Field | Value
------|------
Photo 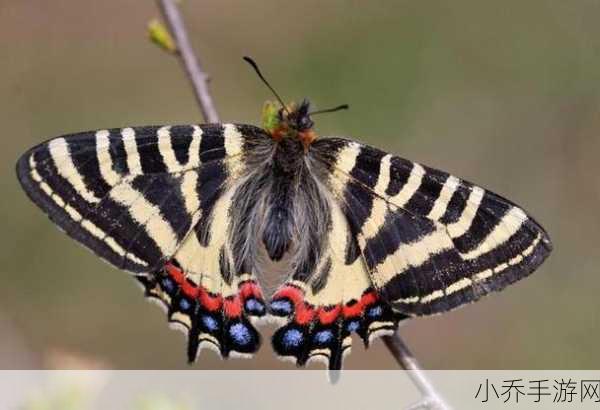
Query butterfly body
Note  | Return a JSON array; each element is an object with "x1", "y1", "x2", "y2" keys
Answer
[{"x1": 16, "y1": 101, "x2": 552, "y2": 369}]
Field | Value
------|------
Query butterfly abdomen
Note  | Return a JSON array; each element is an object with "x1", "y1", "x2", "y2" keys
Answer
[
  {"x1": 260, "y1": 143, "x2": 299, "y2": 261},
  {"x1": 231, "y1": 137, "x2": 330, "y2": 282}
]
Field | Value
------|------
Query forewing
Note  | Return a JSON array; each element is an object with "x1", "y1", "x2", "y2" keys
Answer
[
  {"x1": 312, "y1": 137, "x2": 552, "y2": 316},
  {"x1": 16, "y1": 124, "x2": 258, "y2": 273}
]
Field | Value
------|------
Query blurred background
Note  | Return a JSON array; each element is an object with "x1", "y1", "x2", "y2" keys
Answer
[{"x1": 1, "y1": 0, "x2": 599, "y2": 370}]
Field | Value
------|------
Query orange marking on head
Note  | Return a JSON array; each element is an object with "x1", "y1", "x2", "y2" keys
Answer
[
  {"x1": 298, "y1": 129, "x2": 317, "y2": 151},
  {"x1": 270, "y1": 126, "x2": 286, "y2": 141}
]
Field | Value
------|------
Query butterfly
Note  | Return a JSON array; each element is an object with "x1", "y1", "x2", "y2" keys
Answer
[{"x1": 16, "y1": 59, "x2": 552, "y2": 370}]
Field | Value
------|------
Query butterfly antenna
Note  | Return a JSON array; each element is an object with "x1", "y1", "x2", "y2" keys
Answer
[
  {"x1": 243, "y1": 56, "x2": 289, "y2": 114},
  {"x1": 309, "y1": 104, "x2": 350, "y2": 116}
]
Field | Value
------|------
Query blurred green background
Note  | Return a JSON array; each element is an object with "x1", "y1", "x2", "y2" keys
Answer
[{"x1": 1, "y1": 0, "x2": 599, "y2": 370}]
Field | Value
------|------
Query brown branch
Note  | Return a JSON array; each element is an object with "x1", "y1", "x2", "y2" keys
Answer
[
  {"x1": 383, "y1": 333, "x2": 451, "y2": 409},
  {"x1": 157, "y1": 0, "x2": 219, "y2": 123},
  {"x1": 155, "y1": 1, "x2": 451, "y2": 409}
]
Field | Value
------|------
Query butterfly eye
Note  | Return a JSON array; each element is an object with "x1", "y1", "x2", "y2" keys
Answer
[{"x1": 297, "y1": 115, "x2": 314, "y2": 131}]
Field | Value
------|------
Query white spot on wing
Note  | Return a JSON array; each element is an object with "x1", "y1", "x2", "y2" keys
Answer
[
  {"x1": 223, "y1": 124, "x2": 244, "y2": 156},
  {"x1": 187, "y1": 126, "x2": 202, "y2": 168},
  {"x1": 95, "y1": 130, "x2": 121, "y2": 186},
  {"x1": 180, "y1": 170, "x2": 200, "y2": 215},
  {"x1": 335, "y1": 142, "x2": 361, "y2": 174},
  {"x1": 122, "y1": 128, "x2": 142, "y2": 175},
  {"x1": 328, "y1": 142, "x2": 361, "y2": 194},
  {"x1": 157, "y1": 126, "x2": 183, "y2": 173},
  {"x1": 361, "y1": 196, "x2": 388, "y2": 242},
  {"x1": 373, "y1": 154, "x2": 392, "y2": 195}
]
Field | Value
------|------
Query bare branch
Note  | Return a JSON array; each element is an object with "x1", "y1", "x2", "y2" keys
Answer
[
  {"x1": 154, "y1": 2, "x2": 451, "y2": 409},
  {"x1": 383, "y1": 333, "x2": 452, "y2": 410},
  {"x1": 157, "y1": 0, "x2": 220, "y2": 123}
]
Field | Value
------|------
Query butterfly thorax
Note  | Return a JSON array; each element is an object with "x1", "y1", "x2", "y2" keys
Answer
[{"x1": 262, "y1": 99, "x2": 317, "y2": 151}]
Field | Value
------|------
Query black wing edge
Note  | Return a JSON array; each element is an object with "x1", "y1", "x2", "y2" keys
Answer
[
  {"x1": 16, "y1": 146, "x2": 149, "y2": 273},
  {"x1": 388, "y1": 195, "x2": 553, "y2": 316}
]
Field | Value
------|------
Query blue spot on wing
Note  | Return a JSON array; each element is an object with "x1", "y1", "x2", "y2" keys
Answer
[
  {"x1": 367, "y1": 305, "x2": 383, "y2": 318},
  {"x1": 161, "y1": 277, "x2": 175, "y2": 293},
  {"x1": 201, "y1": 315, "x2": 219, "y2": 332},
  {"x1": 282, "y1": 328, "x2": 303, "y2": 348},
  {"x1": 314, "y1": 330, "x2": 334, "y2": 344},
  {"x1": 179, "y1": 298, "x2": 191, "y2": 311},
  {"x1": 270, "y1": 300, "x2": 292, "y2": 315},
  {"x1": 245, "y1": 298, "x2": 265, "y2": 315},
  {"x1": 346, "y1": 320, "x2": 360, "y2": 333},
  {"x1": 229, "y1": 322, "x2": 252, "y2": 345}
]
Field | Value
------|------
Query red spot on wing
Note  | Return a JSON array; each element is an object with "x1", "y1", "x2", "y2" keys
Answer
[
  {"x1": 295, "y1": 302, "x2": 315, "y2": 325},
  {"x1": 198, "y1": 287, "x2": 222, "y2": 312},
  {"x1": 343, "y1": 291, "x2": 379, "y2": 318},
  {"x1": 318, "y1": 305, "x2": 342, "y2": 325},
  {"x1": 165, "y1": 262, "x2": 223, "y2": 311},
  {"x1": 166, "y1": 263, "x2": 197, "y2": 298},
  {"x1": 342, "y1": 301, "x2": 363, "y2": 318},
  {"x1": 239, "y1": 280, "x2": 263, "y2": 301},
  {"x1": 166, "y1": 262, "x2": 184, "y2": 282},
  {"x1": 360, "y1": 291, "x2": 378, "y2": 306},
  {"x1": 223, "y1": 296, "x2": 243, "y2": 318},
  {"x1": 272, "y1": 285, "x2": 304, "y2": 306}
]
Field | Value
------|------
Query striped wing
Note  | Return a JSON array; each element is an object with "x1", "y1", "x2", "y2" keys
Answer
[
  {"x1": 313, "y1": 138, "x2": 552, "y2": 316},
  {"x1": 17, "y1": 124, "x2": 253, "y2": 273},
  {"x1": 17, "y1": 123, "x2": 271, "y2": 360}
]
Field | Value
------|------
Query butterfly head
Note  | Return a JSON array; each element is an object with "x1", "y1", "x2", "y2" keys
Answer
[
  {"x1": 244, "y1": 56, "x2": 348, "y2": 151},
  {"x1": 262, "y1": 99, "x2": 317, "y2": 149}
]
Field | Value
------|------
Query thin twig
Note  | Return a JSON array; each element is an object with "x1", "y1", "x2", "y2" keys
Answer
[
  {"x1": 157, "y1": 0, "x2": 220, "y2": 123},
  {"x1": 383, "y1": 333, "x2": 451, "y2": 409},
  {"x1": 155, "y1": 2, "x2": 451, "y2": 409}
]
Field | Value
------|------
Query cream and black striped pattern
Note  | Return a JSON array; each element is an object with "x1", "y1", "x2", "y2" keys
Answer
[
  {"x1": 17, "y1": 122, "x2": 552, "y2": 369},
  {"x1": 312, "y1": 138, "x2": 552, "y2": 316},
  {"x1": 17, "y1": 123, "x2": 274, "y2": 362},
  {"x1": 17, "y1": 124, "x2": 251, "y2": 274}
]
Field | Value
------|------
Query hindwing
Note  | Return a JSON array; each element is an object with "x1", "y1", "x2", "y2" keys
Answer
[{"x1": 312, "y1": 138, "x2": 552, "y2": 316}]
